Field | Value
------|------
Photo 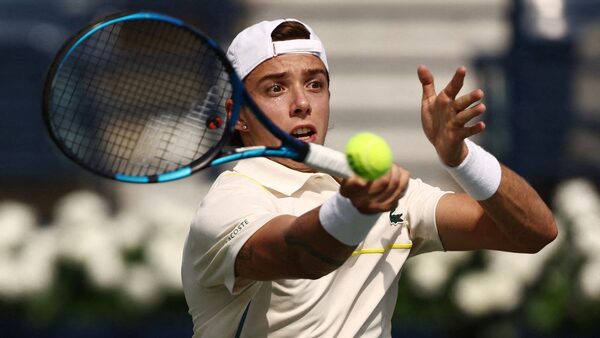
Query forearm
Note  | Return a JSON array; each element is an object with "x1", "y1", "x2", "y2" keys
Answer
[
  {"x1": 479, "y1": 165, "x2": 557, "y2": 252},
  {"x1": 235, "y1": 208, "x2": 356, "y2": 281},
  {"x1": 437, "y1": 141, "x2": 557, "y2": 253},
  {"x1": 284, "y1": 209, "x2": 357, "y2": 278}
]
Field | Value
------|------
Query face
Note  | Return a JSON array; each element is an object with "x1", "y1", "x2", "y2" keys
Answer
[{"x1": 234, "y1": 53, "x2": 331, "y2": 172}]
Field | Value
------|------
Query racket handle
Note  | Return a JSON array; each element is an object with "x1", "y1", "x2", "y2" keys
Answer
[{"x1": 304, "y1": 143, "x2": 354, "y2": 178}]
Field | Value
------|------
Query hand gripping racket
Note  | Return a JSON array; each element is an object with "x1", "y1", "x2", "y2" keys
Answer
[{"x1": 43, "y1": 12, "x2": 364, "y2": 183}]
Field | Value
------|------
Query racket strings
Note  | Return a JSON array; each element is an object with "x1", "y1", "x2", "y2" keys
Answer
[
  {"x1": 55, "y1": 23, "x2": 182, "y2": 175},
  {"x1": 53, "y1": 23, "x2": 145, "y2": 170},
  {"x1": 52, "y1": 26, "x2": 122, "y2": 168},
  {"x1": 48, "y1": 19, "x2": 231, "y2": 177}
]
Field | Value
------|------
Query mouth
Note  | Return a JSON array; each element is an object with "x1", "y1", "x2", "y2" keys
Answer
[{"x1": 290, "y1": 126, "x2": 317, "y2": 143}]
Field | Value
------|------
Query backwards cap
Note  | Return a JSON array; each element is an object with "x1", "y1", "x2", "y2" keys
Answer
[{"x1": 226, "y1": 19, "x2": 329, "y2": 80}]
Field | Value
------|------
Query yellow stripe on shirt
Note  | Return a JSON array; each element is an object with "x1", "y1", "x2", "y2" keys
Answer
[
  {"x1": 223, "y1": 172, "x2": 270, "y2": 192},
  {"x1": 352, "y1": 243, "x2": 413, "y2": 256}
]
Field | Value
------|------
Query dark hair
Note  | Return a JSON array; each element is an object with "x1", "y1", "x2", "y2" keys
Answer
[
  {"x1": 271, "y1": 20, "x2": 311, "y2": 41},
  {"x1": 229, "y1": 21, "x2": 326, "y2": 147}
]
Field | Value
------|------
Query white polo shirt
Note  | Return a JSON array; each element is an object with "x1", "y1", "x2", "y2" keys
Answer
[{"x1": 182, "y1": 157, "x2": 449, "y2": 338}]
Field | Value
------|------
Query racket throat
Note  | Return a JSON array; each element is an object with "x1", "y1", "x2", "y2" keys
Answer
[{"x1": 210, "y1": 145, "x2": 304, "y2": 167}]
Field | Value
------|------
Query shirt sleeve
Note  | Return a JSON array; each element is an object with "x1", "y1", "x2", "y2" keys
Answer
[
  {"x1": 185, "y1": 172, "x2": 279, "y2": 295},
  {"x1": 404, "y1": 178, "x2": 452, "y2": 257}
]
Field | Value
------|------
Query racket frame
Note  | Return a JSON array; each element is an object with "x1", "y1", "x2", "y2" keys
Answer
[{"x1": 42, "y1": 12, "x2": 330, "y2": 183}]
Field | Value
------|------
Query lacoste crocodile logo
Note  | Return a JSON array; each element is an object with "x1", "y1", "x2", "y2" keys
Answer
[{"x1": 390, "y1": 212, "x2": 404, "y2": 226}]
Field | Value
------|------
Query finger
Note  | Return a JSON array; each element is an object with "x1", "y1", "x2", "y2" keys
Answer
[
  {"x1": 398, "y1": 166, "x2": 410, "y2": 197},
  {"x1": 461, "y1": 121, "x2": 486, "y2": 138},
  {"x1": 372, "y1": 165, "x2": 401, "y2": 202},
  {"x1": 366, "y1": 168, "x2": 394, "y2": 196},
  {"x1": 339, "y1": 176, "x2": 368, "y2": 198},
  {"x1": 455, "y1": 103, "x2": 486, "y2": 126},
  {"x1": 418, "y1": 65, "x2": 436, "y2": 101},
  {"x1": 442, "y1": 66, "x2": 466, "y2": 100},
  {"x1": 454, "y1": 89, "x2": 484, "y2": 112},
  {"x1": 379, "y1": 166, "x2": 410, "y2": 210}
]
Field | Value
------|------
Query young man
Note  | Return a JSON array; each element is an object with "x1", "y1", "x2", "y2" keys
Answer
[{"x1": 181, "y1": 19, "x2": 557, "y2": 338}]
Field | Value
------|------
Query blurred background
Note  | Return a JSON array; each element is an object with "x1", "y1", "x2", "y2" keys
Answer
[{"x1": 0, "y1": 0, "x2": 599, "y2": 337}]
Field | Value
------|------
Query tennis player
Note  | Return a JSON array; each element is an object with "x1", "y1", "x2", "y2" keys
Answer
[{"x1": 181, "y1": 19, "x2": 557, "y2": 338}]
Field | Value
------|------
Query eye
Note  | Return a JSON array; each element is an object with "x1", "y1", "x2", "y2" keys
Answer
[
  {"x1": 268, "y1": 84, "x2": 283, "y2": 94},
  {"x1": 308, "y1": 80, "x2": 323, "y2": 90}
]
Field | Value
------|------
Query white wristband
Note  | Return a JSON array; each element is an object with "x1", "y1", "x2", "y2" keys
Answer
[
  {"x1": 444, "y1": 139, "x2": 502, "y2": 201},
  {"x1": 318, "y1": 192, "x2": 381, "y2": 246}
]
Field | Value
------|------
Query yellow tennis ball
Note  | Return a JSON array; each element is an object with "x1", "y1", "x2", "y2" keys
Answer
[{"x1": 346, "y1": 132, "x2": 393, "y2": 180}]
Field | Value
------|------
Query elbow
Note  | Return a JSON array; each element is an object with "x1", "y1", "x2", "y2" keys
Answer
[
  {"x1": 540, "y1": 217, "x2": 559, "y2": 250},
  {"x1": 545, "y1": 217, "x2": 559, "y2": 244},
  {"x1": 525, "y1": 216, "x2": 559, "y2": 253}
]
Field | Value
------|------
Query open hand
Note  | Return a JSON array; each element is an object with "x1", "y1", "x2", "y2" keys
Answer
[{"x1": 418, "y1": 65, "x2": 486, "y2": 167}]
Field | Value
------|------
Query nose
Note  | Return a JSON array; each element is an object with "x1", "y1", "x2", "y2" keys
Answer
[{"x1": 290, "y1": 86, "x2": 311, "y2": 117}]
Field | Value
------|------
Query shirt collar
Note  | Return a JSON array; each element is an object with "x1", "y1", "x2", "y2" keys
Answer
[{"x1": 232, "y1": 157, "x2": 339, "y2": 196}]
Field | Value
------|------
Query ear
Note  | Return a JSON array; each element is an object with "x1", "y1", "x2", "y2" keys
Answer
[
  {"x1": 227, "y1": 98, "x2": 250, "y2": 133},
  {"x1": 235, "y1": 119, "x2": 249, "y2": 133},
  {"x1": 225, "y1": 98, "x2": 234, "y2": 118}
]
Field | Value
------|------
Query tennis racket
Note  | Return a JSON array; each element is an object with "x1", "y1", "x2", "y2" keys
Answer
[{"x1": 42, "y1": 12, "x2": 361, "y2": 183}]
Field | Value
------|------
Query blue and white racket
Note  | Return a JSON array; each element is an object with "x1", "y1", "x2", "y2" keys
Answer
[{"x1": 43, "y1": 12, "x2": 358, "y2": 183}]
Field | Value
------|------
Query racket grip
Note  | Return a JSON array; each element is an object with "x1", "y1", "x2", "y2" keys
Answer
[{"x1": 304, "y1": 143, "x2": 354, "y2": 178}]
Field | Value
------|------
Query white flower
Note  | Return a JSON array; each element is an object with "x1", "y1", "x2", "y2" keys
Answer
[
  {"x1": 146, "y1": 233, "x2": 185, "y2": 291},
  {"x1": 52, "y1": 207, "x2": 127, "y2": 290},
  {"x1": 571, "y1": 213, "x2": 600, "y2": 257},
  {"x1": 0, "y1": 201, "x2": 36, "y2": 250},
  {"x1": 0, "y1": 254, "x2": 22, "y2": 299},
  {"x1": 54, "y1": 190, "x2": 111, "y2": 227},
  {"x1": 453, "y1": 270, "x2": 523, "y2": 316},
  {"x1": 79, "y1": 224, "x2": 126, "y2": 290},
  {"x1": 55, "y1": 220, "x2": 95, "y2": 262},
  {"x1": 579, "y1": 259, "x2": 600, "y2": 300},
  {"x1": 84, "y1": 245, "x2": 126, "y2": 290},
  {"x1": 118, "y1": 193, "x2": 191, "y2": 292},
  {"x1": 0, "y1": 226, "x2": 58, "y2": 298},
  {"x1": 53, "y1": 191, "x2": 113, "y2": 264},
  {"x1": 122, "y1": 264, "x2": 162, "y2": 306},
  {"x1": 452, "y1": 218, "x2": 567, "y2": 316},
  {"x1": 554, "y1": 179, "x2": 600, "y2": 218},
  {"x1": 111, "y1": 211, "x2": 149, "y2": 251},
  {"x1": 406, "y1": 251, "x2": 472, "y2": 298},
  {"x1": 19, "y1": 227, "x2": 59, "y2": 295}
]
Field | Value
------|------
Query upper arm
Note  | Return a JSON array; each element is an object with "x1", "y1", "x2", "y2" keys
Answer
[
  {"x1": 186, "y1": 173, "x2": 280, "y2": 294},
  {"x1": 435, "y1": 192, "x2": 523, "y2": 252},
  {"x1": 234, "y1": 214, "x2": 298, "y2": 281}
]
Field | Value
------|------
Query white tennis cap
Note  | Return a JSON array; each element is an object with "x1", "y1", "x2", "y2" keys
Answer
[{"x1": 226, "y1": 19, "x2": 329, "y2": 80}]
